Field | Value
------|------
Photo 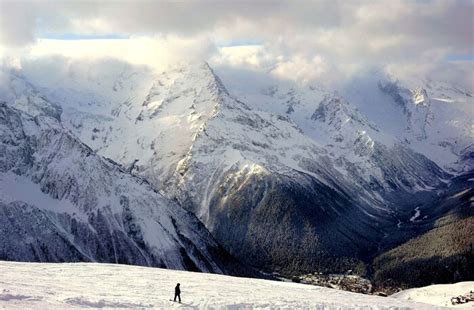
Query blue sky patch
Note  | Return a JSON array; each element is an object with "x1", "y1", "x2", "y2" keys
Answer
[
  {"x1": 445, "y1": 54, "x2": 474, "y2": 62},
  {"x1": 39, "y1": 33, "x2": 130, "y2": 40},
  {"x1": 216, "y1": 39, "x2": 264, "y2": 47}
]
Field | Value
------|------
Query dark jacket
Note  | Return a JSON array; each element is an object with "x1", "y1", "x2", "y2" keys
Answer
[{"x1": 175, "y1": 285, "x2": 181, "y2": 295}]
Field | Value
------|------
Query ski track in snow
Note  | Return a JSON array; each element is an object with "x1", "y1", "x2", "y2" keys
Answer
[{"x1": 0, "y1": 261, "x2": 443, "y2": 309}]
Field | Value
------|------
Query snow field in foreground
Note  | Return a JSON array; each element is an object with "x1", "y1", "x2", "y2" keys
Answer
[
  {"x1": 0, "y1": 261, "x2": 443, "y2": 309},
  {"x1": 392, "y1": 282, "x2": 474, "y2": 308}
]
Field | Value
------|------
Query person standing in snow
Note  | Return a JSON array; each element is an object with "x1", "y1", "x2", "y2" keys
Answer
[{"x1": 174, "y1": 283, "x2": 181, "y2": 303}]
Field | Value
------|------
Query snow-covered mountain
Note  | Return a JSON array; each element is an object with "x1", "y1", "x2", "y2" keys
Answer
[
  {"x1": 342, "y1": 71, "x2": 473, "y2": 173},
  {"x1": 219, "y1": 68, "x2": 473, "y2": 173},
  {"x1": 0, "y1": 100, "x2": 250, "y2": 275},
  {"x1": 215, "y1": 68, "x2": 473, "y2": 273},
  {"x1": 0, "y1": 61, "x2": 472, "y2": 285}
]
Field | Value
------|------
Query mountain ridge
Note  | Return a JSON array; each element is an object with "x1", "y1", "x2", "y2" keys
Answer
[
  {"x1": 0, "y1": 60, "x2": 472, "y2": 287},
  {"x1": 0, "y1": 101, "x2": 254, "y2": 276}
]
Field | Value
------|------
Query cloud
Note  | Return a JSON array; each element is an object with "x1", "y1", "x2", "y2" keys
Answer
[
  {"x1": 0, "y1": 1, "x2": 347, "y2": 44},
  {"x1": 0, "y1": 0, "x2": 472, "y2": 89},
  {"x1": 23, "y1": 35, "x2": 216, "y2": 71},
  {"x1": 270, "y1": 55, "x2": 328, "y2": 84},
  {"x1": 0, "y1": 1, "x2": 36, "y2": 46}
]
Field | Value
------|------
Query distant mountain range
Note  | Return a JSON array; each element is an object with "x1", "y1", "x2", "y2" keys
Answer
[{"x1": 0, "y1": 61, "x2": 472, "y2": 288}]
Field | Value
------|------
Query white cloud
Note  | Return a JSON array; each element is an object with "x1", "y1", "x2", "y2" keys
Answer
[
  {"x1": 0, "y1": 0, "x2": 472, "y2": 89},
  {"x1": 271, "y1": 55, "x2": 328, "y2": 84},
  {"x1": 214, "y1": 45, "x2": 265, "y2": 68},
  {"x1": 24, "y1": 35, "x2": 215, "y2": 72},
  {"x1": 69, "y1": 17, "x2": 113, "y2": 35}
]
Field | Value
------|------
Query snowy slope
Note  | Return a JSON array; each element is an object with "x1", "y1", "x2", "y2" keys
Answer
[
  {"x1": 392, "y1": 282, "x2": 474, "y2": 308},
  {"x1": 0, "y1": 261, "x2": 441, "y2": 309},
  {"x1": 0, "y1": 103, "x2": 248, "y2": 275},
  {"x1": 24, "y1": 62, "x2": 223, "y2": 190}
]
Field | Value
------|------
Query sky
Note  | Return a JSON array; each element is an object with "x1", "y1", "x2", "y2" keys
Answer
[{"x1": 0, "y1": 0, "x2": 473, "y2": 90}]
